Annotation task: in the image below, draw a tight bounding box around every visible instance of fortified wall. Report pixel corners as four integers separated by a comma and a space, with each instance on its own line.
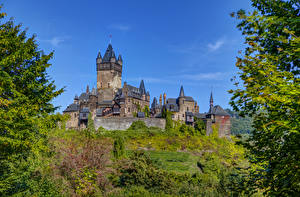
94, 117, 166, 131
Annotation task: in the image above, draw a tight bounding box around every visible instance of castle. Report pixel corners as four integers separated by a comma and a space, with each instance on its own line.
63, 43, 231, 137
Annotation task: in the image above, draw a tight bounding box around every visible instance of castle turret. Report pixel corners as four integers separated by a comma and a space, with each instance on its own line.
146, 91, 150, 101
118, 54, 123, 66
159, 94, 162, 106
209, 91, 213, 113
179, 85, 185, 97
163, 93, 166, 105
139, 80, 146, 100
74, 95, 79, 104
86, 85, 90, 94
96, 44, 123, 101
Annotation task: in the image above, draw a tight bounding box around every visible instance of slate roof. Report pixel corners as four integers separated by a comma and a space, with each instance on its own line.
151, 97, 159, 109
79, 93, 89, 101
179, 86, 185, 97
166, 103, 179, 112
63, 103, 79, 112
139, 80, 146, 95
102, 44, 116, 62
166, 98, 177, 104
210, 105, 230, 116
193, 112, 206, 119
183, 96, 194, 102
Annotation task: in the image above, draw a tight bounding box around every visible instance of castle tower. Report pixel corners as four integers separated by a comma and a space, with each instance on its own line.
209, 91, 214, 113
139, 80, 146, 100
178, 86, 185, 109
96, 44, 122, 101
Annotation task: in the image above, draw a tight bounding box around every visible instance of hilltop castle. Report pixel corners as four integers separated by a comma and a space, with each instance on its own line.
63, 43, 230, 137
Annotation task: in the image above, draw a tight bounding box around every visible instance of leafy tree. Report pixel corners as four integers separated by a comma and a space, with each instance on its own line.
86, 112, 96, 138
194, 117, 206, 135
113, 136, 125, 159
143, 105, 150, 117
230, 0, 299, 195
0, 7, 63, 195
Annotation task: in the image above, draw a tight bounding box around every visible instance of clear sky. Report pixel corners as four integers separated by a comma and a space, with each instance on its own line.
2, 0, 252, 113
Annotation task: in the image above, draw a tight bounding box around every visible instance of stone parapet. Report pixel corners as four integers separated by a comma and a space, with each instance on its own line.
94, 117, 166, 130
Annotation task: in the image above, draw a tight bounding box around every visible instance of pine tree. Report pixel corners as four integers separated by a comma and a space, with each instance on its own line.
0, 7, 63, 195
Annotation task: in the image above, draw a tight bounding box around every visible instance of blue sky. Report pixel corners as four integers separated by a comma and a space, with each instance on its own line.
3, 0, 252, 113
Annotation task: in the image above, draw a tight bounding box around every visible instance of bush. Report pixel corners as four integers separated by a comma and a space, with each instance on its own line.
129, 120, 147, 130
113, 137, 125, 159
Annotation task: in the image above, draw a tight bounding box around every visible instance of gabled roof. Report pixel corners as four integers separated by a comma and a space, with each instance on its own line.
102, 44, 116, 62
183, 96, 194, 102
210, 105, 230, 116
63, 103, 79, 112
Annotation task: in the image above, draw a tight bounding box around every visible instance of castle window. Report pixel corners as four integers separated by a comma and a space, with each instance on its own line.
182, 114, 184, 117
108, 83, 110, 88
101, 82, 102, 88
187, 107, 189, 111
128, 108, 130, 112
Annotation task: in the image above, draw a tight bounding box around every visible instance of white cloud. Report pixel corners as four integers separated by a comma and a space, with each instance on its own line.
207, 40, 225, 51
126, 77, 175, 84
182, 72, 226, 80
43, 36, 68, 47
108, 24, 130, 31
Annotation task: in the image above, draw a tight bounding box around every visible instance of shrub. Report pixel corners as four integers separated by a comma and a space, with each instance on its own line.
113, 137, 125, 159
128, 120, 147, 130
54, 138, 113, 195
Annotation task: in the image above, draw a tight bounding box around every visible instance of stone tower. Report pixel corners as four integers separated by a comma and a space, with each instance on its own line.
96, 44, 123, 101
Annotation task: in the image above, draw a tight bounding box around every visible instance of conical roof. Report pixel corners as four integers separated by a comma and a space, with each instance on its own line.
179, 86, 185, 97
139, 80, 146, 95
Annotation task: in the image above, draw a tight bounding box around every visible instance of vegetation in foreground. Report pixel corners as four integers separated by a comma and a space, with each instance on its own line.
30, 120, 253, 197
1, 0, 299, 196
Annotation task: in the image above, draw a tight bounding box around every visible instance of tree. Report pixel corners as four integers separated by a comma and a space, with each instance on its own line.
194, 117, 206, 135
87, 112, 96, 138
113, 136, 125, 159
0, 7, 63, 195
230, 0, 299, 195
142, 105, 150, 118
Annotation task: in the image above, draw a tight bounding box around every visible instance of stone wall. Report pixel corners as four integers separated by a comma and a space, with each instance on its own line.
94, 117, 166, 130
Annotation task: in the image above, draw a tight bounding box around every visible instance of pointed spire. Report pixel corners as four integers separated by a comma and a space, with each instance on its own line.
91, 87, 97, 95
151, 97, 158, 109
97, 51, 102, 59
139, 80, 146, 95
103, 43, 116, 62
209, 91, 214, 114
118, 54, 122, 62
86, 85, 89, 94
179, 86, 185, 97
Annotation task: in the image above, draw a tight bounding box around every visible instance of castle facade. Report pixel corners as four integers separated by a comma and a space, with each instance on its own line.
63, 43, 230, 137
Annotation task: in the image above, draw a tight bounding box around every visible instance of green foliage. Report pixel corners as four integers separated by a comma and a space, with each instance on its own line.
129, 120, 147, 130
113, 136, 125, 159
85, 112, 96, 139
142, 105, 150, 117
225, 109, 253, 135
0, 7, 63, 195
194, 117, 206, 135
230, 0, 300, 195
165, 110, 173, 131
